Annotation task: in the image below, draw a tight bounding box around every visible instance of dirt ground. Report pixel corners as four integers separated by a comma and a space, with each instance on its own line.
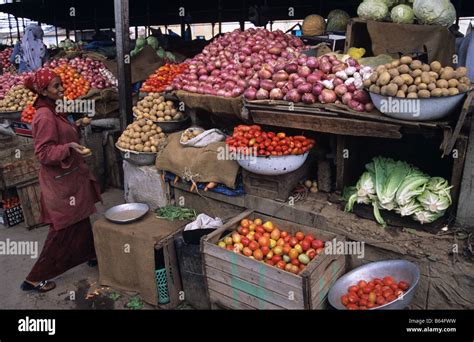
0, 188, 160, 310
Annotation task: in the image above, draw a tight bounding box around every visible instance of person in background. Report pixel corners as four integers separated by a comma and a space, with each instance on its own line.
20, 68, 101, 292
10, 24, 49, 73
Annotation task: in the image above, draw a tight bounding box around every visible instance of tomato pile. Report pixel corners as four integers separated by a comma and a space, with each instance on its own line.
21, 104, 36, 124
2, 196, 20, 209
217, 217, 325, 275
54, 64, 90, 100
341, 276, 410, 310
225, 125, 315, 156
140, 63, 188, 93
0, 48, 13, 70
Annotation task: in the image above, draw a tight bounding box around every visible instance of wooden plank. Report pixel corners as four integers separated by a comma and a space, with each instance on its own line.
208, 289, 256, 310
160, 235, 184, 310
205, 263, 305, 309
204, 254, 305, 304
443, 91, 474, 157
206, 278, 285, 310
456, 116, 474, 226
308, 254, 346, 307
251, 110, 402, 139
450, 134, 468, 214
203, 243, 302, 289
311, 257, 346, 309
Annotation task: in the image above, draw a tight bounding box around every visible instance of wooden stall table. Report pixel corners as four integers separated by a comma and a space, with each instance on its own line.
92, 211, 187, 308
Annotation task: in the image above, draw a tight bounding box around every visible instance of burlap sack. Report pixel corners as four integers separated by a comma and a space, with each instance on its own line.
155, 132, 239, 189
92, 212, 186, 306
103, 45, 164, 84
80, 88, 119, 117
175, 90, 246, 120
366, 21, 455, 66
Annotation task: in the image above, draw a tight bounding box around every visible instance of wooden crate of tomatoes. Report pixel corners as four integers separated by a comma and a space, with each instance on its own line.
201, 210, 346, 310
225, 125, 315, 157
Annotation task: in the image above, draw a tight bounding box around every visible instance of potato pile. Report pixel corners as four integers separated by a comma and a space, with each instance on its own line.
0, 86, 37, 112
364, 56, 471, 99
117, 119, 166, 153
133, 93, 184, 122
180, 127, 204, 143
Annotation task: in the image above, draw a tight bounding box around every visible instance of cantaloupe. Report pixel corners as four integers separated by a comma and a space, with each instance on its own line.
302, 14, 326, 36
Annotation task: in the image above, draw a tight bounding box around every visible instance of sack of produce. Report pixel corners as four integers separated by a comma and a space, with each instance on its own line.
180, 128, 226, 147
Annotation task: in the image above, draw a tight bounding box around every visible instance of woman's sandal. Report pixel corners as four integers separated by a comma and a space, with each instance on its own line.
20, 280, 56, 293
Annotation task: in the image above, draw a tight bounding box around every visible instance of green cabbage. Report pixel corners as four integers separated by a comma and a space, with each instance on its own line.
357, 0, 389, 21
391, 4, 415, 24
136, 37, 146, 49
413, 0, 456, 26
396, 199, 422, 217
326, 10, 350, 32
395, 172, 429, 206
147, 36, 159, 50
413, 210, 445, 224
417, 189, 451, 213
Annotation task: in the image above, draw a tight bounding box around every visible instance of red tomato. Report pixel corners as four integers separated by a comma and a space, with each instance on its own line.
341, 295, 349, 306
358, 280, 368, 288
376, 296, 386, 305
295, 231, 305, 241
348, 285, 359, 293
398, 281, 410, 291
383, 276, 395, 286
348, 294, 359, 304
346, 303, 359, 310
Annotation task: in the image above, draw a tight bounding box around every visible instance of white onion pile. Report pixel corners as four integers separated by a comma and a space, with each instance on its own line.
171, 28, 305, 97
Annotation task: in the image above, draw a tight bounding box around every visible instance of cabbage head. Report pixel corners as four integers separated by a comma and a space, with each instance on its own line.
413, 0, 456, 26
391, 4, 415, 24
147, 36, 159, 50
357, 0, 390, 21
136, 37, 146, 49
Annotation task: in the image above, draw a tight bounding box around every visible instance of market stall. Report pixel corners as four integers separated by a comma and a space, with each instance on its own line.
0, 0, 473, 313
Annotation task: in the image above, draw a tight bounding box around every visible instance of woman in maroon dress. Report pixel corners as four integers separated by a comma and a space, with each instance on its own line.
21, 68, 102, 292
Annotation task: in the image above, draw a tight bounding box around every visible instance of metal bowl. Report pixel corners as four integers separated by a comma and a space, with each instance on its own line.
369, 92, 467, 121
155, 115, 191, 133
115, 143, 157, 166
237, 153, 309, 176
105, 203, 150, 224
328, 260, 420, 310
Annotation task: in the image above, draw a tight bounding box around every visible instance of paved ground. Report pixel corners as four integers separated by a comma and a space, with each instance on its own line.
0, 188, 158, 310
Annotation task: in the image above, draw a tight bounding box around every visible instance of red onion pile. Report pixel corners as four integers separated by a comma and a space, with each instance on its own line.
46, 57, 114, 89
171, 28, 305, 97
0, 72, 34, 100
0, 48, 13, 70
245, 54, 374, 112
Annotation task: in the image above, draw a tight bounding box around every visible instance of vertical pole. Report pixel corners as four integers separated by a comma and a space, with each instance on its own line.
240, 0, 246, 31
114, 0, 132, 131
146, 0, 150, 37
135, 26, 138, 39
15, 17, 21, 41
218, 0, 222, 35
55, 26, 59, 46
8, 14, 13, 45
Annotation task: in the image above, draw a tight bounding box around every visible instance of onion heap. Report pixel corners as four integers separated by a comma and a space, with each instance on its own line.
246, 54, 374, 112
0, 48, 13, 70
0, 72, 34, 100
171, 28, 305, 97
46, 57, 115, 89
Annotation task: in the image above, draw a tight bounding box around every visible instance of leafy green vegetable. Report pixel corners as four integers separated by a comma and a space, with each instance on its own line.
126, 296, 144, 310
155, 206, 197, 221
344, 156, 452, 226
357, 0, 390, 21
413, 0, 456, 26
391, 4, 415, 24
108, 292, 121, 301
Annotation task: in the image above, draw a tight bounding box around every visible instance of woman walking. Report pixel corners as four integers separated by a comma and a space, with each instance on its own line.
21, 68, 101, 292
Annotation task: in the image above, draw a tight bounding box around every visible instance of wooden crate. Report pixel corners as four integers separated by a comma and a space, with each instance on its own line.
154, 227, 184, 309
242, 159, 312, 202
201, 210, 346, 310
344, 18, 373, 56
16, 180, 43, 229
2, 157, 40, 188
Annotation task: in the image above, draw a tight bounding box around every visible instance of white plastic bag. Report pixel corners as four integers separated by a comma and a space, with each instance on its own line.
180, 128, 226, 147
184, 214, 223, 231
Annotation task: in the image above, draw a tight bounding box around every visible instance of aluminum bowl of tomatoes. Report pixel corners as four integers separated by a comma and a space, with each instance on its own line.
328, 260, 420, 310
226, 125, 315, 176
